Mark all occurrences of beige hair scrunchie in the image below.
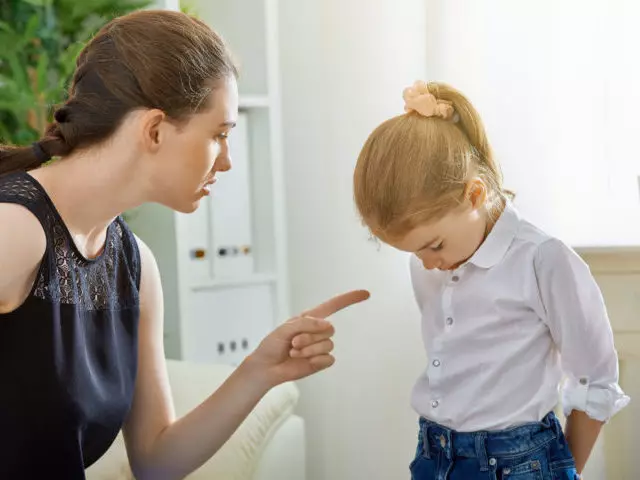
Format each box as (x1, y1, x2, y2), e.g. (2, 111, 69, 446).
(403, 80, 456, 121)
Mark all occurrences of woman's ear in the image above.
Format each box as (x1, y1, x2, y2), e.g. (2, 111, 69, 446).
(464, 177, 487, 210)
(139, 109, 167, 154)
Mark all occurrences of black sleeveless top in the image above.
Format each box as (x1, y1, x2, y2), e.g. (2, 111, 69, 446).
(0, 172, 141, 478)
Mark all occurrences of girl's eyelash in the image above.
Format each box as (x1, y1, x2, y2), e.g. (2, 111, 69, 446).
(431, 242, 444, 251)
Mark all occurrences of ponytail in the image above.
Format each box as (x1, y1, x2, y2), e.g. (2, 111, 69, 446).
(426, 82, 515, 221)
(426, 83, 505, 190)
(0, 144, 48, 176)
(0, 122, 73, 176)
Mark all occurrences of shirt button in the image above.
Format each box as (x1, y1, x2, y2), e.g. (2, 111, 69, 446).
(432, 359, 441, 367)
(446, 317, 454, 326)
(451, 275, 460, 282)
(579, 377, 588, 385)
(431, 400, 439, 408)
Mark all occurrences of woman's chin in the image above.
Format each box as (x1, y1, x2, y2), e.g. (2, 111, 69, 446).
(166, 196, 203, 214)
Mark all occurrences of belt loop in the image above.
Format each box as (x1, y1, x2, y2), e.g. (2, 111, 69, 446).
(445, 429, 453, 460)
(422, 424, 432, 459)
(541, 411, 553, 429)
(476, 432, 489, 472)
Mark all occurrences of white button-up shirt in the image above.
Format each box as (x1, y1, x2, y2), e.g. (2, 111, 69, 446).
(410, 203, 630, 432)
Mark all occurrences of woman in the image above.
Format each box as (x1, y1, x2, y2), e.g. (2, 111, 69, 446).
(0, 9, 368, 478)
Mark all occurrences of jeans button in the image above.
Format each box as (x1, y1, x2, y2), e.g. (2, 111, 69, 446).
(489, 458, 497, 466)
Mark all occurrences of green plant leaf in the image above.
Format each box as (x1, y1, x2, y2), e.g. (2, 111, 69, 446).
(0, 30, 18, 54)
(5, 54, 29, 97)
(0, 0, 152, 146)
(35, 50, 50, 90)
(21, 14, 42, 48)
(22, 0, 53, 7)
(0, 123, 12, 143)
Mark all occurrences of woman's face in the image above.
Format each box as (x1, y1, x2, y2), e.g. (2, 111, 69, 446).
(146, 76, 239, 213)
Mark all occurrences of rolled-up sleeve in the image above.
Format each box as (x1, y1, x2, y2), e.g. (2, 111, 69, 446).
(534, 238, 630, 422)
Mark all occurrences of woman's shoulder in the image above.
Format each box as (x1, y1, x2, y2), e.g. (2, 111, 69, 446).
(0, 202, 47, 312)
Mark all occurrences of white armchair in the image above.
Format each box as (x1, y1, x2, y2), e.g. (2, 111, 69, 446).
(86, 360, 306, 480)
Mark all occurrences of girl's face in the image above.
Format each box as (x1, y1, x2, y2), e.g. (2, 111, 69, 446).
(387, 182, 490, 271)
(144, 76, 239, 213)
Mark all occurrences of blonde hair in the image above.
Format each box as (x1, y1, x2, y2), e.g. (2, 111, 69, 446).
(353, 81, 511, 241)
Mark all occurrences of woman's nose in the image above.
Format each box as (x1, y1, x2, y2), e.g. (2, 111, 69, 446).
(214, 148, 232, 172)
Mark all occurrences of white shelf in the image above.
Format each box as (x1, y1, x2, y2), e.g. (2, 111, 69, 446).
(136, 0, 289, 362)
(190, 273, 278, 291)
(239, 95, 270, 109)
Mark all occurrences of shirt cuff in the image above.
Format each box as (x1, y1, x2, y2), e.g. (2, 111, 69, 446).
(562, 376, 631, 422)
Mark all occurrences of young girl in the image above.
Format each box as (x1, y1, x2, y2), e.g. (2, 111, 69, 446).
(353, 81, 629, 479)
(0, 10, 368, 478)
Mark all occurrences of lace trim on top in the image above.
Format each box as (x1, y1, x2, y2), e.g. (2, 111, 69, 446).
(0, 174, 139, 310)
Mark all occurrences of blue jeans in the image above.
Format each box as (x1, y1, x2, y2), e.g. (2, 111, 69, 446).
(410, 412, 579, 479)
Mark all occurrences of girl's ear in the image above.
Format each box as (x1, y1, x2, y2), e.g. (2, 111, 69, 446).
(464, 177, 487, 210)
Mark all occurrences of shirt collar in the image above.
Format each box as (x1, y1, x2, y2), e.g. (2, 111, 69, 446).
(466, 202, 521, 269)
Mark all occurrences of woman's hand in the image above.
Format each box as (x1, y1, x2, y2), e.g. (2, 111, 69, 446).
(243, 290, 370, 388)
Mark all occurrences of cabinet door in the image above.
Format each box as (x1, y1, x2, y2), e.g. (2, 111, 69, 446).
(210, 111, 255, 278)
(182, 285, 275, 366)
(177, 200, 212, 285)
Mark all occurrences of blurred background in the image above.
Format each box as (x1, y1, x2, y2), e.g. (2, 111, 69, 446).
(1, 0, 639, 479)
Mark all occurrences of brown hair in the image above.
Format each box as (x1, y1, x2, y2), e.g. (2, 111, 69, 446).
(0, 10, 238, 175)
(353, 82, 512, 241)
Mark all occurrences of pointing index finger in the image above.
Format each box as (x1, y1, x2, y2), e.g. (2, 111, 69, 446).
(302, 290, 370, 319)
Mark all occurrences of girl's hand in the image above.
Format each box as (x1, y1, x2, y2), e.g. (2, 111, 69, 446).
(243, 290, 370, 388)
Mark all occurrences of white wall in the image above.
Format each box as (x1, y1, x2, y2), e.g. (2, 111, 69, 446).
(424, 0, 640, 249)
(278, 1, 428, 479)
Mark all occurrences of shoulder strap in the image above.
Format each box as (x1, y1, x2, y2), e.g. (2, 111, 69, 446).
(114, 217, 142, 292)
(0, 172, 57, 234)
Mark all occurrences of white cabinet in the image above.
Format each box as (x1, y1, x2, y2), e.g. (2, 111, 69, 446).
(425, 0, 640, 248)
(131, 0, 288, 364)
(184, 285, 275, 366)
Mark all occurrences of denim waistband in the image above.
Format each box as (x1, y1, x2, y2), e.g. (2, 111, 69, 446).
(418, 412, 560, 470)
